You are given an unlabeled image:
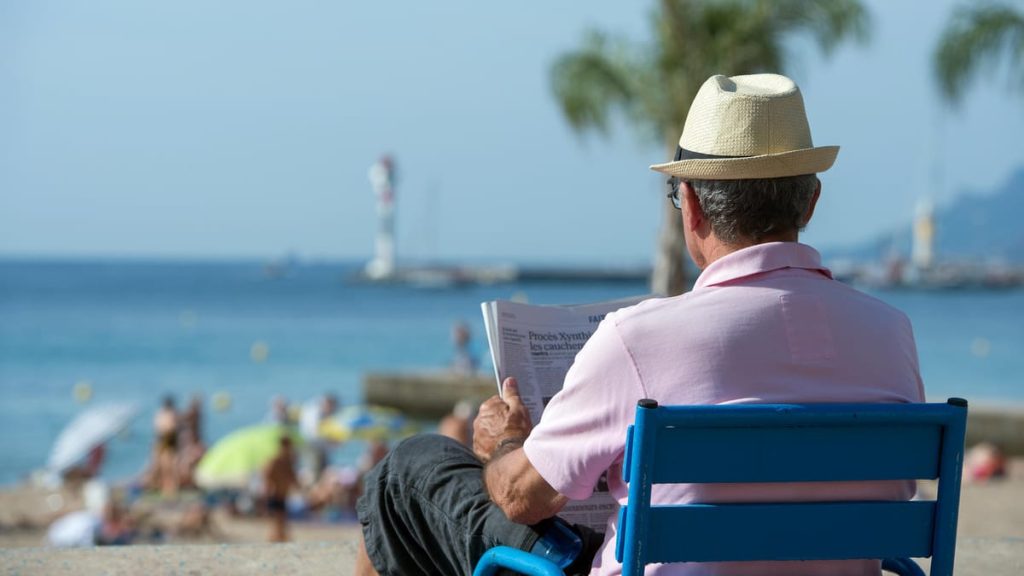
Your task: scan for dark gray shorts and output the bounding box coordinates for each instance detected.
[356,434,601,576]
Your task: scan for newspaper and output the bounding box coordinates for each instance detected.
[480,295,647,532]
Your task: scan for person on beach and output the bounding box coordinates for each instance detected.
[154,395,178,445]
[964,441,1008,483]
[61,444,106,484]
[438,399,476,447]
[96,499,136,546]
[299,393,339,484]
[450,321,479,375]
[355,74,925,575]
[266,395,295,425]
[180,394,203,445]
[307,441,390,521]
[150,395,180,497]
[263,436,299,542]
[176,427,206,489]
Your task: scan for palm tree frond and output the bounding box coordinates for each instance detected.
[549,32,639,136]
[935,2,1024,104]
[770,0,871,57]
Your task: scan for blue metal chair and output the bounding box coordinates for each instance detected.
[474,398,967,576]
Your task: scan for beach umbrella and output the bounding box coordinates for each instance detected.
[194,424,301,490]
[319,405,417,442]
[47,403,140,474]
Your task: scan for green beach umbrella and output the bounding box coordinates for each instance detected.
[194,424,301,490]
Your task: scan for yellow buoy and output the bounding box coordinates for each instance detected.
[73,380,93,403]
[212,392,232,412]
[250,341,270,363]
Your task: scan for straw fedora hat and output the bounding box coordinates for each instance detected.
[650,74,838,180]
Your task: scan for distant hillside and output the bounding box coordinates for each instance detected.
[828,167,1024,263]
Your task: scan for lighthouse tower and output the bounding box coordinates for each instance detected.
[366,155,396,279]
[911,197,935,270]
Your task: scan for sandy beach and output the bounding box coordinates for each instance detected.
[4,405,1023,572]
[5,459,1022,544]
[2,461,1022,574]
[0,482,362,550]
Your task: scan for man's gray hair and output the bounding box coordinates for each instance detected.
[688,174,818,245]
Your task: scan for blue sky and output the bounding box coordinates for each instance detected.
[2,0,1022,265]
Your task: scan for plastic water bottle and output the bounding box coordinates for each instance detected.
[530,518,583,568]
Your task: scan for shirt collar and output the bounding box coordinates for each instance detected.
[693,242,833,290]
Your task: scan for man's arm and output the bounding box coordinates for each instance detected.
[485,444,567,525]
[473,378,568,525]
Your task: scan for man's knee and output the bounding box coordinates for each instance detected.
[358,433,481,524]
[390,432,468,458]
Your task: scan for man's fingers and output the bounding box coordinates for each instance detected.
[500,377,533,432]
[502,377,522,406]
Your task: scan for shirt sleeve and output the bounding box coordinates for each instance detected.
[523,315,646,500]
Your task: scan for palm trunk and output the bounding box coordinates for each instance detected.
[650,140,689,296]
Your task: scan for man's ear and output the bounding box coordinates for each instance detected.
[682,182,703,232]
[802,178,822,226]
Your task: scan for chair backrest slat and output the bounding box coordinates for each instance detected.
[652,423,941,483]
[637,500,935,563]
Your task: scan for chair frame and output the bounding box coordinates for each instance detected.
[474,398,967,576]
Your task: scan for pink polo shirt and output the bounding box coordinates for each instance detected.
[523,242,925,576]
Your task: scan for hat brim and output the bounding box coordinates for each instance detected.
[650,146,839,180]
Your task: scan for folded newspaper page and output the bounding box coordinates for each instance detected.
[480,295,647,532]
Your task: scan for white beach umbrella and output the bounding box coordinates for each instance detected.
[46,403,140,473]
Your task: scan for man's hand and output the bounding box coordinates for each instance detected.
[476,378,566,524]
[473,377,533,462]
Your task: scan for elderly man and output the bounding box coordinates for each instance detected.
[355,74,924,575]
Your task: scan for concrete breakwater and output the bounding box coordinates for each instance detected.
[363,372,495,418]
[966,405,1024,455]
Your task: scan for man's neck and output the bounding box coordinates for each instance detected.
[698,232,799,268]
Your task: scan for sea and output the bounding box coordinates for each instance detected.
[1,259,1022,486]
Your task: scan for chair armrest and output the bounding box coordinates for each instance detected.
[473,546,565,576]
[882,557,926,576]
